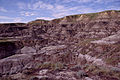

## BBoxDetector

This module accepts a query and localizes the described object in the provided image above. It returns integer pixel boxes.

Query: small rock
[39,69,48,75]
[85,77,93,80]
[21,46,36,54]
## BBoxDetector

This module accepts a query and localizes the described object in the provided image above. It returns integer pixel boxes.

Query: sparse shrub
[70,64,82,71]
[38,62,64,71]
[85,64,99,72]
[39,62,51,69]
[51,62,64,71]
[0,76,13,80]
[105,57,120,65]
[30,76,39,80]
[110,67,120,73]
[75,70,88,79]
[85,64,120,80]
[83,64,89,68]
[93,67,120,79]
[39,77,56,80]
[23,68,36,75]
[93,68,110,76]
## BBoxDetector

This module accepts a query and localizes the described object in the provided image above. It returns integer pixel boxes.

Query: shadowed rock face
[0,42,17,59]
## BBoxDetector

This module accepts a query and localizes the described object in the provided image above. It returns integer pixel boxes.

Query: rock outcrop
[21,46,36,54]
[91,32,120,44]
[0,54,33,75]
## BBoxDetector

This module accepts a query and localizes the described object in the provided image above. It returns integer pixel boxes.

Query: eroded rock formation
[0,10,120,80]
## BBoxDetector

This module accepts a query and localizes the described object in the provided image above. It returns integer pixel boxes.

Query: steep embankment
[50,10,120,24]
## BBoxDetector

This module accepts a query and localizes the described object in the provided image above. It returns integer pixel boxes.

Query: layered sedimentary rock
[91,33,120,44]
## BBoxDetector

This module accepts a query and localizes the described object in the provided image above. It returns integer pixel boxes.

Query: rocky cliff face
[0,23,28,37]
[0,10,120,80]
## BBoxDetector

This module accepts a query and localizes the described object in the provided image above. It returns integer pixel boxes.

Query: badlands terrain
[0,10,120,80]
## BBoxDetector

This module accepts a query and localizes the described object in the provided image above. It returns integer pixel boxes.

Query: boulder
[38,45,67,54]
[21,46,36,54]
[0,54,33,75]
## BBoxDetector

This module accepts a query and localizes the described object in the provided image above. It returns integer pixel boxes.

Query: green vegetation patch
[77,38,100,46]
[38,62,65,71]
[85,64,120,79]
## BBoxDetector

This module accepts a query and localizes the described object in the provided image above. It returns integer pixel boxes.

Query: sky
[0,0,120,23]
